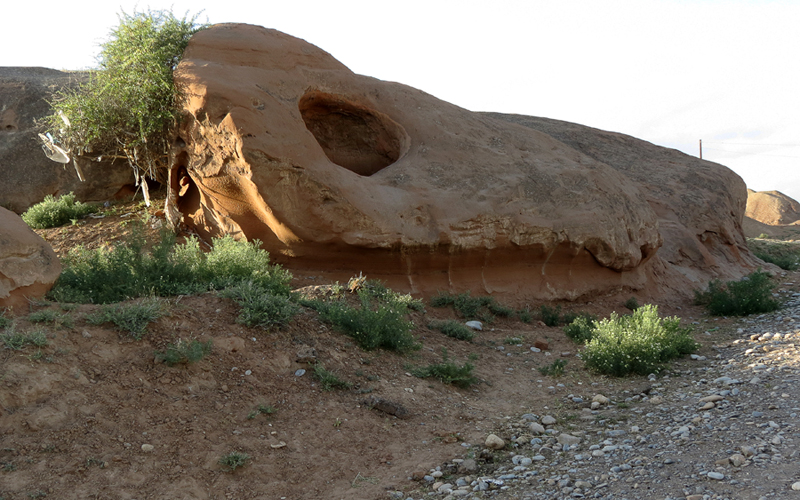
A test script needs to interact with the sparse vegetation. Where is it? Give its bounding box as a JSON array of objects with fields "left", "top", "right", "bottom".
[
  {"left": 219, "top": 451, "right": 250, "bottom": 472},
  {"left": 694, "top": 269, "right": 780, "bottom": 316},
  {"left": 411, "top": 348, "right": 479, "bottom": 388},
  {"left": 155, "top": 339, "right": 212, "bottom": 366},
  {"left": 429, "top": 291, "right": 512, "bottom": 321},
  {"left": 748, "top": 238, "right": 800, "bottom": 271},
  {"left": 304, "top": 287, "right": 419, "bottom": 353},
  {"left": 44, "top": 10, "right": 206, "bottom": 181},
  {"left": 220, "top": 282, "right": 299, "bottom": 329},
  {"left": 50, "top": 232, "right": 292, "bottom": 304},
  {"left": 86, "top": 297, "right": 169, "bottom": 339},
  {"left": 27, "top": 309, "right": 73, "bottom": 329},
  {"left": 624, "top": 297, "right": 640, "bottom": 311},
  {"left": 581, "top": 305, "right": 698, "bottom": 376},
  {"left": 429, "top": 320, "right": 474, "bottom": 341},
  {"left": 0, "top": 310, "right": 10, "bottom": 329},
  {"left": 538, "top": 359, "right": 567, "bottom": 377},
  {"left": 21, "top": 193, "right": 96, "bottom": 229},
  {"left": 1, "top": 327, "right": 48, "bottom": 350},
  {"left": 313, "top": 364, "right": 353, "bottom": 391},
  {"left": 247, "top": 403, "right": 277, "bottom": 420}
]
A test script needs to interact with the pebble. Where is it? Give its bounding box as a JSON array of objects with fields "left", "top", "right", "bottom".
[
  {"left": 141, "top": 444, "right": 154, "bottom": 452},
  {"left": 413, "top": 302, "right": 800, "bottom": 500},
  {"left": 484, "top": 434, "right": 505, "bottom": 450},
  {"left": 465, "top": 321, "right": 483, "bottom": 331}
]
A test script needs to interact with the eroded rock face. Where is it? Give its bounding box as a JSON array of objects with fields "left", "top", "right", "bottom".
[
  {"left": 486, "top": 113, "right": 761, "bottom": 294},
  {"left": 166, "top": 24, "right": 755, "bottom": 300},
  {"left": 0, "top": 67, "right": 136, "bottom": 213},
  {"left": 745, "top": 189, "right": 800, "bottom": 226},
  {"left": 0, "top": 207, "right": 61, "bottom": 311}
]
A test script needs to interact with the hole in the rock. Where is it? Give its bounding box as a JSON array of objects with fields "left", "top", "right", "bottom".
[{"left": 298, "top": 91, "right": 409, "bottom": 176}]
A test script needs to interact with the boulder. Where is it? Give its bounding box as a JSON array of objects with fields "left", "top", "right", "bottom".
[
  {"left": 0, "top": 207, "right": 61, "bottom": 311},
  {"left": 165, "top": 24, "right": 757, "bottom": 300},
  {"left": 0, "top": 67, "right": 136, "bottom": 213}
]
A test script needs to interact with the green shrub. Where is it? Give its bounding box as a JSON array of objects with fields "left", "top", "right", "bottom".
[
  {"left": 358, "top": 280, "right": 425, "bottom": 312},
  {"left": 220, "top": 283, "right": 299, "bottom": 329},
  {"left": 694, "top": 269, "right": 779, "bottom": 316},
  {"left": 411, "top": 349, "right": 479, "bottom": 388},
  {"left": 155, "top": 339, "right": 212, "bottom": 366},
  {"left": 429, "top": 320, "right": 474, "bottom": 341},
  {"left": 312, "top": 364, "right": 353, "bottom": 391},
  {"left": 307, "top": 289, "right": 419, "bottom": 353},
  {"left": 429, "top": 291, "right": 511, "bottom": 321},
  {"left": 563, "top": 314, "right": 597, "bottom": 344},
  {"left": 747, "top": 238, "right": 800, "bottom": 271},
  {"left": 21, "top": 193, "right": 96, "bottom": 229},
  {"left": 45, "top": 10, "right": 206, "bottom": 181},
  {"left": 0, "top": 327, "right": 48, "bottom": 350},
  {"left": 50, "top": 233, "right": 291, "bottom": 304},
  {"left": 517, "top": 308, "right": 533, "bottom": 323},
  {"left": 219, "top": 451, "right": 250, "bottom": 472},
  {"left": 86, "top": 297, "right": 168, "bottom": 338},
  {"left": 540, "top": 305, "right": 562, "bottom": 327},
  {"left": 538, "top": 359, "right": 567, "bottom": 377},
  {"left": 624, "top": 297, "right": 640, "bottom": 311},
  {"left": 581, "top": 305, "right": 698, "bottom": 376}
]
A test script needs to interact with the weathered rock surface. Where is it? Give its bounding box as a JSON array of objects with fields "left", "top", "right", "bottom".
[
  {"left": 0, "top": 67, "right": 135, "bottom": 213},
  {"left": 746, "top": 189, "right": 800, "bottom": 226},
  {"left": 0, "top": 207, "right": 61, "bottom": 311},
  {"left": 166, "top": 24, "right": 757, "bottom": 300}
]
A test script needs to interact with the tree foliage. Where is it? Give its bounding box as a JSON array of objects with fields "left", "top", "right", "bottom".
[{"left": 45, "top": 9, "right": 206, "bottom": 181}]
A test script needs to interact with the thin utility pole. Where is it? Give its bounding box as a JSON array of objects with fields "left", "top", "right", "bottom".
[{"left": 699, "top": 139, "right": 703, "bottom": 159}]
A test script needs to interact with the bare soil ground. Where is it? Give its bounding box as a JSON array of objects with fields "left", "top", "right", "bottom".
[{"left": 1, "top": 196, "right": 790, "bottom": 500}]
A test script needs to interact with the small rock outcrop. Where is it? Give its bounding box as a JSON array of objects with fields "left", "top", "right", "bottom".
[
  {"left": 165, "top": 24, "right": 758, "bottom": 300},
  {"left": 0, "top": 207, "right": 61, "bottom": 311},
  {"left": 0, "top": 67, "right": 136, "bottom": 213}
]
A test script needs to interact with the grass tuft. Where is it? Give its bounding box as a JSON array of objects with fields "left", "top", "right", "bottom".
[
  {"left": 428, "top": 320, "right": 474, "bottom": 341},
  {"left": 219, "top": 282, "right": 299, "bottom": 329},
  {"left": 538, "top": 359, "right": 568, "bottom": 377},
  {"left": 411, "top": 348, "right": 479, "bottom": 388},
  {"left": 1, "top": 327, "right": 48, "bottom": 350},
  {"left": 155, "top": 339, "right": 212, "bottom": 366},
  {"left": 312, "top": 364, "right": 353, "bottom": 391},
  {"left": 86, "top": 297, "right": 168, "bottom": 339},
  {"left": 219, "top": 451, "right": 250, "bottom": 471}
]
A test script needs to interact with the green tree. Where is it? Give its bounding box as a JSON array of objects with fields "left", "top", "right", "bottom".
[{"left": 45, "top": 9, "right": 206, "bottom": 183}]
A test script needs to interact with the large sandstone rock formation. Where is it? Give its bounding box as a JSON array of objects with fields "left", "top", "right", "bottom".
[
  {"left": 165, "top": 24, "right": 758, "bottom": 300},
  {"left": 0, "top": 207, "right": 61, "bottom": 311},
  {"left": 0, "top": 67, "right": 135, "bottom": 213}
]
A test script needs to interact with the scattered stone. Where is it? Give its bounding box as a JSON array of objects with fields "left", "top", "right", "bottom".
[
  {"left": 465, "top": 321, "right": 483, "bottom": 331},
  {"left": 141, "top": 444, "right": 154, "bottom": 452},
  {"left": 707, "top": 471, "right": 725, "bottom": 480},
  {"left": 363, "top": 396, "right": 410, "bottom": 419},
  {"left": 592, "top": 394, "right": 609, "bottom": 405},
  {"left": 557, "top": 433, "right": 581, "bottom": 446},
  {"left": 541, "top": 415, "right": 557, "bottom": 425},
  {"left": 529, "top": 422, "right": 545, "bottom": 434},
  {"left": 534, "top": 340, "right": 549, "bottom": 351},
  {"left": 295, "top": 346, "right": 317, "bottom": 363},
  {"left": 730, "top": 454, "right": 747, "bottom": 467},
  {"left": 485, "top": 434, "right": 505, "bottom": 450},
  {"left": 792, "top": 482, "right": 800, "bottom": 491}
]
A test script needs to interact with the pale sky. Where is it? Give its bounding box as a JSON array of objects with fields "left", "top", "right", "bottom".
[{"left": 5, "top": 0, "right": 799, "bottom": 202}]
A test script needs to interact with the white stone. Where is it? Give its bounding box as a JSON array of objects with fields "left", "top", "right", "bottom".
[
  {"left": 792, "top": 482, "right": 800, "bottom": 491},
  {"left": 465, "top": 321, "right": 483, "bottom": 331},
  {"left": 141, "top": 444, "right": 154, "bottom": 452},
  {"left": 707, "top": 471, "right": 725, "bottom": 480},
  {"left": 541, "top": 415, "right": 557, "bottom": 425},
  {"left": 485, "top": 434, "right": 505, "bottom": 450}
]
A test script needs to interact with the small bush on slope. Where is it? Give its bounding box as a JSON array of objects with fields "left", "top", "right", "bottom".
[{"left": 22, "top": 193, "right": 96, "bottom": 229}]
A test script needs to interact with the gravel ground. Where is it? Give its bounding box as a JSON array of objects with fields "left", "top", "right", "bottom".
[{"left": 394, "top": 293, "right": 800, "bottom": 500}]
